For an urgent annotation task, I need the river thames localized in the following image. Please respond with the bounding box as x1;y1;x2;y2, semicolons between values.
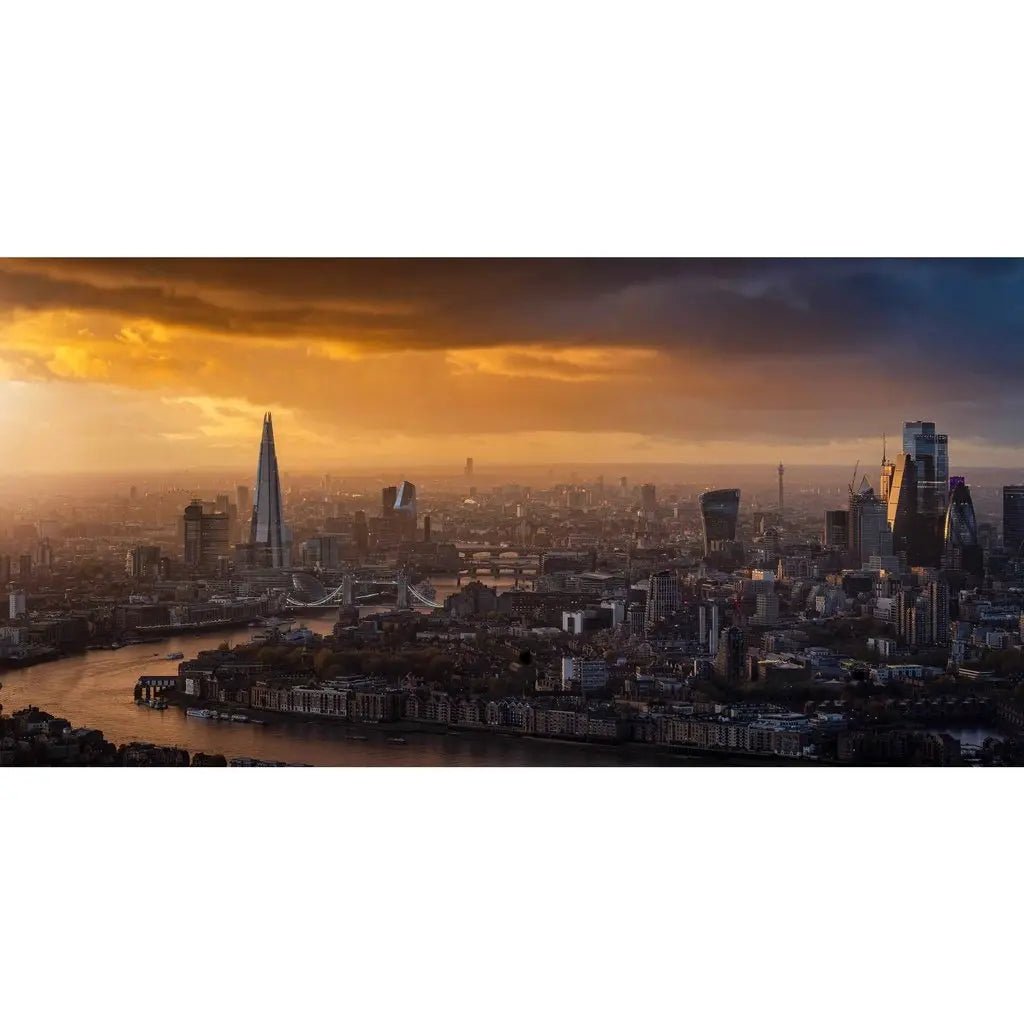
0;575;697;766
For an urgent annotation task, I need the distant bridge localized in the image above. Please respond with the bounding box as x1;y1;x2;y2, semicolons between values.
460;558;539;576
454;544;545;558
286;571;442;610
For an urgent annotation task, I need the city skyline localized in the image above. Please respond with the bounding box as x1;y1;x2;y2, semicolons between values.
5;259;1024;472
5;398;1024;769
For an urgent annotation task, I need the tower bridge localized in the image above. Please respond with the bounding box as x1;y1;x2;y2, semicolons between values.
286;570;442;609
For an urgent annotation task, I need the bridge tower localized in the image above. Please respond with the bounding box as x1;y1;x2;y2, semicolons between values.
341;572;354;607
396;571;409;610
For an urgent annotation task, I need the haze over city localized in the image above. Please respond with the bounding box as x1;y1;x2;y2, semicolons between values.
4;259;1024;473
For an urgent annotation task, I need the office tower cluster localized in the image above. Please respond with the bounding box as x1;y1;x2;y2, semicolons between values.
172;415;438;577
823;420;980;575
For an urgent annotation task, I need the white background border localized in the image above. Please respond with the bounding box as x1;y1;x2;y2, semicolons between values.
3;2;1023;1022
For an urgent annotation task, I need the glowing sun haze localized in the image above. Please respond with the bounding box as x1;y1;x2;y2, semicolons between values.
2;258;1023;472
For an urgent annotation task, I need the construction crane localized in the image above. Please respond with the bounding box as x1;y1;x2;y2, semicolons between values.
848;460;860;495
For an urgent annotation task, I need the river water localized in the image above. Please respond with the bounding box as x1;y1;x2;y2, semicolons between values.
0;576;686;766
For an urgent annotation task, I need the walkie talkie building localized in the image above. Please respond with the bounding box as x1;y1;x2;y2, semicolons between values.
700;488;740;556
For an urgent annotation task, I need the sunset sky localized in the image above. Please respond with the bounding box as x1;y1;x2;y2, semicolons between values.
2;258;1023;473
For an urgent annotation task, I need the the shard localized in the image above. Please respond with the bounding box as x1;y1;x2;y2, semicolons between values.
250;411;288;567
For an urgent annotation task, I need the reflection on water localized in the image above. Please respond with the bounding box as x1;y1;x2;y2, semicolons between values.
0;577;678;766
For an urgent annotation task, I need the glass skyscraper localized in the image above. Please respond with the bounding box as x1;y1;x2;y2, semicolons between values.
645;569;680;630
823;509;849;548
1003;486;1024;557
944;480;982;575
249;411;288;568
700;488;740;556
901;420;949;564
886;453;918;559
393;480;418;540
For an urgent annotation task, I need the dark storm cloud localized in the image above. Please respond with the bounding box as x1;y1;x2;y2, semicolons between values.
4;258;1024;455
3;257;1022;363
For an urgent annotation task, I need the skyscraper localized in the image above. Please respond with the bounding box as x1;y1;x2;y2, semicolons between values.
714;626;746;684
778;463;784;513
823;509;849;548
701;603;721;656
850;476;892;564
901;420;949;565
700;488;740;556
249;412;288;568
236;484;251;520
1003;486;1024;557
645;570;679;630
927;579;950;646
184;500;230;570
886;453;918;560
640;483;657;521
465;457;474;478
393;480;417;540
235;484;251;542
126;544;161;579
858;495;893;562
944;479;983;575
353;509;369;555
394;480;417;517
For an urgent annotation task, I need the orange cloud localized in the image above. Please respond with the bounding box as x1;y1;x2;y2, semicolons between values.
446;345;661;382
3;258;1022;473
